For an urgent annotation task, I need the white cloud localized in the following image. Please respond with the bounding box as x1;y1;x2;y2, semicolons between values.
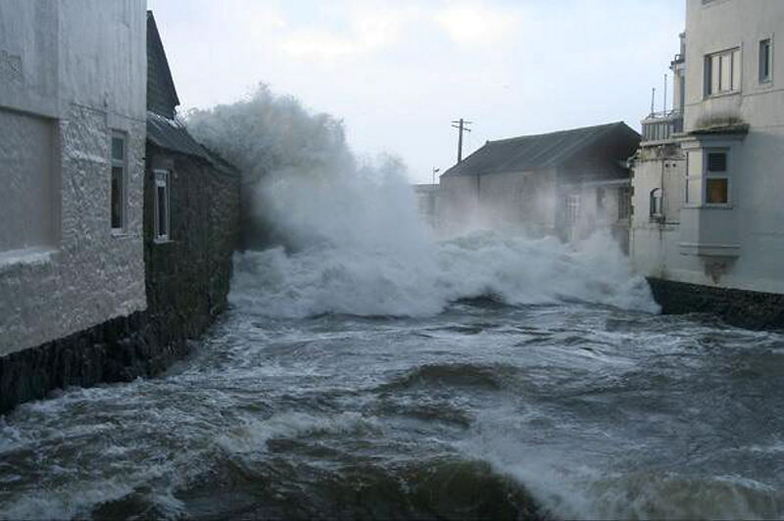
434;2;522;47
280;6;420;61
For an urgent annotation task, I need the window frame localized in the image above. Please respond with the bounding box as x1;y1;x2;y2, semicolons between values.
153;169;171;243
110;131;127;234
617;186;632;220
704;148;731;206
759;37;773;84
649;188;663;219
564;194;580;225
704;47;742;97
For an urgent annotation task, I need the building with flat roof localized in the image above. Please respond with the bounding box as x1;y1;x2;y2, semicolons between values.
631;0;784;328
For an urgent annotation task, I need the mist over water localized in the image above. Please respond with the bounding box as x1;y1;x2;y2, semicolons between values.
188;85;657;319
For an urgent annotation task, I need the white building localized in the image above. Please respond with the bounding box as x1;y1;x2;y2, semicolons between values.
631;0;784;321
0;1;148;354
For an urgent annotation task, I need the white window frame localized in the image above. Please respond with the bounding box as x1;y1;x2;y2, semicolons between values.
705;47;741;97
153;169;171;242
564;194;580;225
704;148;731;207
110;131;127;234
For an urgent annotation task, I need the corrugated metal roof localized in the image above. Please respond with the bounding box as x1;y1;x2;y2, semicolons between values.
441;122;639;177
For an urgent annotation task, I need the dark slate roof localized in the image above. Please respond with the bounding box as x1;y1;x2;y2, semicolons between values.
145;10;239;178
146;11;179;119
147;111;211;161
441;122;640;177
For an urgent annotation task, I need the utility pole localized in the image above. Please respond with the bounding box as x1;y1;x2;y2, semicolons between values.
451;118;472;163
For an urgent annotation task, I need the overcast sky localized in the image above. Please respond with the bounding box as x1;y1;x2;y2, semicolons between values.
147;0;685;183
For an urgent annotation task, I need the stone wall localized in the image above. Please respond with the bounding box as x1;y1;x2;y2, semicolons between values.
144;144;241;347
0;105;147;357
0;144;240;415
0;312;187;414
0;0;148;356
647;277;784;330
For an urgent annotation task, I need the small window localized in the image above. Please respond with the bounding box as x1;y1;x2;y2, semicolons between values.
596;187;605;210
650;188;663;218
564;194;580;225
705;48;741;96
707;152;727;172
618;186;632;219
760;39;772;83
154;169;170;242
110;132;126;232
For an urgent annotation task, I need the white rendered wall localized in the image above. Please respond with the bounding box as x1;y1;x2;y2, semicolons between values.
632;0;784;294
439;170;558;236
0;0;148;355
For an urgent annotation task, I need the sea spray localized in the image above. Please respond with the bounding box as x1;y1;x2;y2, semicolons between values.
188;84;658;317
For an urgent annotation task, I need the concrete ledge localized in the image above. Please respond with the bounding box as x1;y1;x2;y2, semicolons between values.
647;277;784;330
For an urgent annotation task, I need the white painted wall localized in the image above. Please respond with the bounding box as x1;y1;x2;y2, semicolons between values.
632;0;784;294
0;0;148;355
439;170;558;236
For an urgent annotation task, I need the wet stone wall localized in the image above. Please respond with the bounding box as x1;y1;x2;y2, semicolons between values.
648;277;784;331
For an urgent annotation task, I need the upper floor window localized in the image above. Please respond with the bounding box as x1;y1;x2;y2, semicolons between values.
705;48;741;96
759;38;772;83
110;132;127;232
154;169;171;242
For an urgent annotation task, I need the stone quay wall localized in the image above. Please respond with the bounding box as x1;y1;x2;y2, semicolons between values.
648;277;784;331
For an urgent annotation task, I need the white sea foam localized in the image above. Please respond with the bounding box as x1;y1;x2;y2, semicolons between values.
460;406;784;520
231;229;659;318
188;84;658;319
216;411;382;455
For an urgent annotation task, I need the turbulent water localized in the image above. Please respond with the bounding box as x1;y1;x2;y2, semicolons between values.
2;232;784;520
3;88;783;519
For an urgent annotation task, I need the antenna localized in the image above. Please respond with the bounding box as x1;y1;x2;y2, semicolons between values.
663;74;668;112
650;87;656;115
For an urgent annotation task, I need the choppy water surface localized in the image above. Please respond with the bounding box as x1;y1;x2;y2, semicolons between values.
2;298;784;520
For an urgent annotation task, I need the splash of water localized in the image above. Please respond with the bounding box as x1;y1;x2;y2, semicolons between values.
188;85;658;318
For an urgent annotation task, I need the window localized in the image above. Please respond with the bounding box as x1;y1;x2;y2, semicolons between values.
705;48;741;96
705;150;729;204
760;39;772;83
564;194;580;225
154;169;171;241
596;187;605;210
110;132;127;232
618;186;632;219
650;188;663;218
0;109;56;252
